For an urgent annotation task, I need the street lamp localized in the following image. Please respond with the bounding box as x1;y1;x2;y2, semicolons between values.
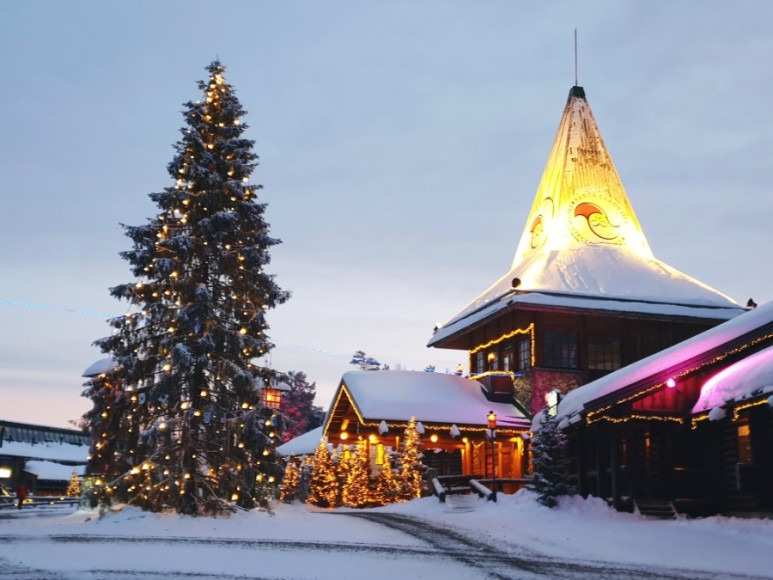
487;410;497;502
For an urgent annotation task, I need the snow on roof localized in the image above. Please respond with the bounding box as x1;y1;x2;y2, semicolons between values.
430;283;742;346
0;441;89;464
276;427;323;457
25;460;84;481
82;358;118;377
339;371;529;428
557;301;773;422
692;344;773;414
429;86;742;346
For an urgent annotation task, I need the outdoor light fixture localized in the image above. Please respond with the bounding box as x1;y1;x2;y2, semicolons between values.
487;411;497;502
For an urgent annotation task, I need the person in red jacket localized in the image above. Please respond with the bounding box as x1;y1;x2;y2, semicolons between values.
15;483;28;509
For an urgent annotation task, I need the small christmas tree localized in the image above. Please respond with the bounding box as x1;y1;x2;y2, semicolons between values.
279;460;300;503
398;417;423;501
341;439;370;508
66;471;80;497
306;438;339;508
529;411;575;507
372;451;400;505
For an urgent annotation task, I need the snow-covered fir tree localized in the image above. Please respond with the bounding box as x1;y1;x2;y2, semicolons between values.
350;350;382;371
398;417;423;500
529;411;575;507
279;371;323;442
83;61;289;515
341;439;369;508
306;438;339;508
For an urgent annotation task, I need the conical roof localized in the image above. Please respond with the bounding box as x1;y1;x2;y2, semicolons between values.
512;86;652;266
430;86;744;347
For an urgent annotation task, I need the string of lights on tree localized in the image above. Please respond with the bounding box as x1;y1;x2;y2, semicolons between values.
82;60;289;515
301;418;423;508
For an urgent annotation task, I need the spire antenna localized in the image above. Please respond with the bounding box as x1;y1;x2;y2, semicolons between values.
574;29;579;86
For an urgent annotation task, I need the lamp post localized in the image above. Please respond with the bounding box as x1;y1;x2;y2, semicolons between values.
487;410;497;502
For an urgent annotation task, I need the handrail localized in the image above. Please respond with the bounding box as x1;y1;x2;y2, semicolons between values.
431;477;446;503
469;478;494;501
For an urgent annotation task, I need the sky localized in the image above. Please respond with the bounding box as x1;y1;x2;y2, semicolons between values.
2;1;772;429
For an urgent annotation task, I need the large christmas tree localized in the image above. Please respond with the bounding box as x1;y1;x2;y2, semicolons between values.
83;61;289;515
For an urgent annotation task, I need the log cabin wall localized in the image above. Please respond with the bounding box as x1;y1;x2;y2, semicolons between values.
467;308;721;415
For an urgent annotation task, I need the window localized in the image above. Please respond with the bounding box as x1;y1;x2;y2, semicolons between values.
502;346;513;372
487;351;498;371
474;351;484;374
587;336;621;371
262;388;282;410
543;331;578;369
517;339;531;370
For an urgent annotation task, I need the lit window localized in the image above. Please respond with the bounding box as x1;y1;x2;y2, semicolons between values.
737;423;753;464
262;388;282;409
502;346;513;372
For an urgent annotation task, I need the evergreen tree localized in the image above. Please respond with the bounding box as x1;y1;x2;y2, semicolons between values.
83;61;289;515
529;411;575;507
341;439;370;508
306;438;339;508
350;350;381;371
279;371;323;442
398;417;423;501
66;471;80;497
279;460;300;503
372;451;400;505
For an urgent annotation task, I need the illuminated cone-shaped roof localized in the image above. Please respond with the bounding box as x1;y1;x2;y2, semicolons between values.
429;86;743;347
512;86;652;266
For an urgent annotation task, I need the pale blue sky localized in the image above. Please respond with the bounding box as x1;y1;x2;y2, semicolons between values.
2;1;772;427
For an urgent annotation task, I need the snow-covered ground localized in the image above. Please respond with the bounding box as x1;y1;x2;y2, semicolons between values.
1;491;771;579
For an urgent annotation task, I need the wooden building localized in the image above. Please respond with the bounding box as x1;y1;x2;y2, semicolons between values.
428;85;745;415
321;371;530;481
0;420;88;496
557;301;773;515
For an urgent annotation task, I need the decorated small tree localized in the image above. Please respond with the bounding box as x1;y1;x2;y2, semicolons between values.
306;438;339;508
398;417;423;501
372;451;400;505
66;471;81;497
341;439;370;508
279;460;300;503
529;411;575;507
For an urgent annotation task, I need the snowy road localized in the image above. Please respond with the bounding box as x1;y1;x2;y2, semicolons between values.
0;506;769;579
